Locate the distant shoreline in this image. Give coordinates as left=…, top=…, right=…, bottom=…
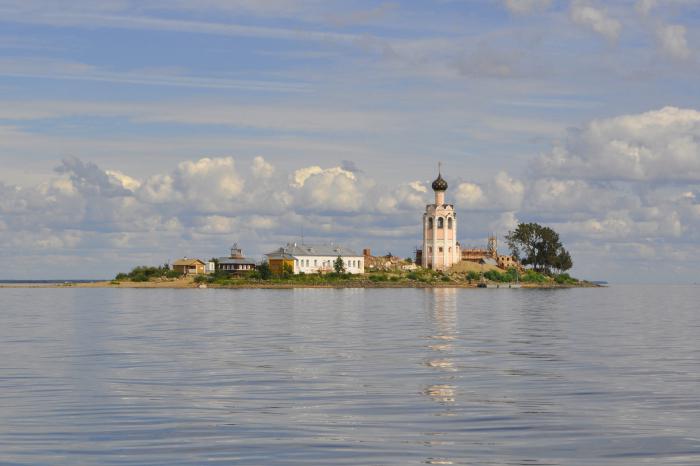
left=0, top=278, right=601, bottom=289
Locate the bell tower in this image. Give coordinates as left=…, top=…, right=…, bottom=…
left=422, top=164, right=460, bottom=271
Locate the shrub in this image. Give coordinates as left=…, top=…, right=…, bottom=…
left=521, top=270, right=547, bottom=283
left=554, top=273, right=577, bottom=285
left=441, top=275, right=451, bottom=282
left=369, top=274, right=388, bottom=282
left=466, top=271, right=480, bottom=281
left=258, top=263, right=272, bottom=280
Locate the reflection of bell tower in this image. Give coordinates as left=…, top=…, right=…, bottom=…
left=421, top=163, right=460, bottom=271
left=487, top=234, right=497, bottom=259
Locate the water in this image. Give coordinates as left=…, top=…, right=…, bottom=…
left=0, top=286, right=699, bottom=465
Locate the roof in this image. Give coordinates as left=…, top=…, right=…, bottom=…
left=173, top=258, right=205, bottom=266
left=218, top=257, right=256, bottom=265
left=432, top=173, right=448, bottom=191
left=266, top=252, right=296, bottom=260
left=480, top=257, right=498, bottom=266
left=266, top=243, right=361, bottom=258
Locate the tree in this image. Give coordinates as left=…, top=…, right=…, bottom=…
left=334, top=255, right=346, bottom=274
left=553, top=248, right=572, bottom=274
left=257, top=262, right=272, bottom=280
left=506, top=222, right=572, bottom=275
left=282, top=262, right=294, bottom=278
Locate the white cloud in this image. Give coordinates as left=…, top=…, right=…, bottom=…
left=635, top=0, right=657, bottom=16
left=291, top=165, right=364, bottom=212
left=570, top=1, right=621, bottom=41
left=503, top=0, right=552, bottom=14
left=251, top=156, right=274, bottom=178
left=454, top=172, right=524, bottom=211
left=536, top=106, right=700, bottom=182
left=656, top=24, right=691, bottom=60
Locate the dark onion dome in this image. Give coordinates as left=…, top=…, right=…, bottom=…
left=431, top=173, right=448, bottom=191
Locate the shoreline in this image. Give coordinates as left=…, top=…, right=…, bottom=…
left=0, top=279, right=601, bottom=289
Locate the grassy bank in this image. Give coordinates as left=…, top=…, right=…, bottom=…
left=96, top=267, right=596, bottom=289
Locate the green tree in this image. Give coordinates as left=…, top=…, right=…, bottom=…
left=334, top=255, right=346, bottom=274
left=281, top=262, right=294, bottom=278
left=553, top=248, right=573, bottom=274
left=506, top=222, right=572, bottom=275
left=257, top=262, right=272, bottom=280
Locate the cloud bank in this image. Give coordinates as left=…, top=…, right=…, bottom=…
left=2, top=107, right=700, bottom=281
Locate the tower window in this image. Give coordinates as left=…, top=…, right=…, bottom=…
left=428, top=217, right=433, bottom=229
left=437, top=217, right=444, bottom=228
left=439, top=247, right=443, bottom=252
left=448, top=217, right=453, bottom=229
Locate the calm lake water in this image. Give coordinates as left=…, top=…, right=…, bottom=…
left=0, top=286, right=699, bottom=465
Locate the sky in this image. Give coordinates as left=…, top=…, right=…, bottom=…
left=1, top=0, right=699, bottom=282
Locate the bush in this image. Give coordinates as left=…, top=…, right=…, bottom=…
left=369, top=274, right=388, bottom=282
left=466, top=271, right=480, bottom=281
left=521, top=270, right=547, bottom=283
left=115, top=264, right=177, bottom=282
left=554, top=273, right=577, bottom=285
left=407, top=271, right=420, bottom=280
left=258, top=263, right=272, bottom=280
left=441, top=275, right=451, bottom=282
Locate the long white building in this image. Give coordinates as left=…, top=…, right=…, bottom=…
left=266, top=243, right=365, bottom=274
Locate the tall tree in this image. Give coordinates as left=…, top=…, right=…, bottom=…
left=506, top=222, right=572, bottom=275
left=334, top=255, right=346, bottom=274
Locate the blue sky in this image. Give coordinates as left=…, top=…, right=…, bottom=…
left=1, top=0, right=700, bottom=282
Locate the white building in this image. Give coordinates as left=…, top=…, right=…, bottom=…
left=266, top=243, right=365, bottom=274
left=422, top=167, right=461, bottom=271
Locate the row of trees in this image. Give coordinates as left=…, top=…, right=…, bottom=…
left=505, top=222, right=572, bottom=275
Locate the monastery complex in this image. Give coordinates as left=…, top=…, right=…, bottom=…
left=171, top=166, right=519, bottom=276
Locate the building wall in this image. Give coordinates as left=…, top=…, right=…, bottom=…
left=422, top=204, right=460, bottom=271
left=293, top=255, right=364, bottom=274
left=269, top=258, right=294, bottom=275
left=173, top=263, right=204, bottom=275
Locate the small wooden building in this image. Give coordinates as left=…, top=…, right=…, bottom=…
left=217, top=244, right=256, bottom=275
left=172, top=258, right=206, bottom=275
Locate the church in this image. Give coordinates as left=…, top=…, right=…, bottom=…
left=419, top=167, right=461, bottom=271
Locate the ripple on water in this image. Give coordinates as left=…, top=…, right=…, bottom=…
left=0, top=286, right=699, bottom=465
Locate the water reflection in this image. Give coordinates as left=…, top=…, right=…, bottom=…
left=423, top=289, right=458, bottom=465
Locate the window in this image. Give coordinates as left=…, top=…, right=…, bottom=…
left=428, top=217, right=433, bottom=229
left=437, top=217, right=444, bottom=228
left=314, top=259, right=317, bottom=266
left=439, top=247, right=443, bottom=252
left=429, top=247, right=432, bottom=253
left=448, top=217, right=453, bottom=229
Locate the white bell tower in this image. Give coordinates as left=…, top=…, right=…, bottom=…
left=422, top=164, right=460, bottom=271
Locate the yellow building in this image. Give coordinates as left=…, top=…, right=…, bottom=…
left=265, top=252, right=295, bottom=275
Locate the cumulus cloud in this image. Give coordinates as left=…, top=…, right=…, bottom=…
left=4, top=105, right=700, bottom=281
left=290, top=165, right=364, bottom=212
left=454, top=172, right=524, bottom=211
left=656, top=24, right=691, bottom=60
left=536, top=106, right=700, bottom=182
left=251, top=156, right=274, bottom=178
left=570, top=1, right=621, bottom=41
